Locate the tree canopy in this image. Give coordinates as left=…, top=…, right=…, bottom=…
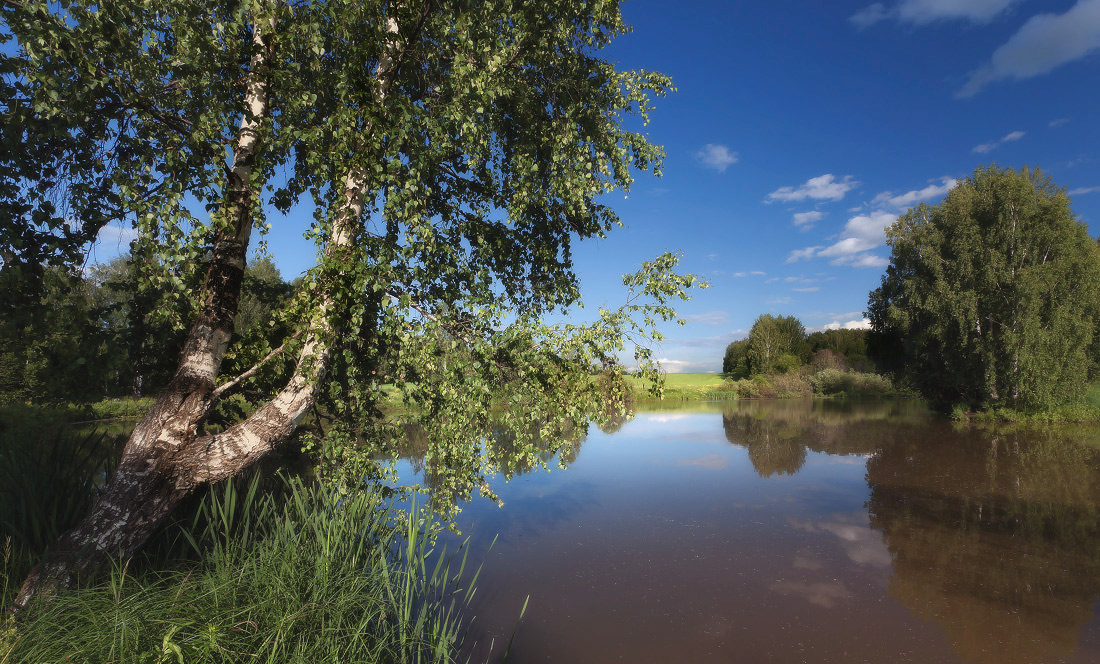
left=746, top=314, right=806, bottom=375
left=867, top=165, right=1100, bottom=411
left=4, top=0, right=700, bottom=605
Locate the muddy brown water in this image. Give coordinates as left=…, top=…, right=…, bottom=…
left=394, top=399, right=1100, bottom=663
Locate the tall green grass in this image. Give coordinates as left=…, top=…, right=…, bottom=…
left=1, top=414, right=484, bottom=663
left=3, top=476, right=479, bottom=663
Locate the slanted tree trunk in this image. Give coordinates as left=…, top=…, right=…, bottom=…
left=13, top=11, right=405, bottom=611
left=12, top=15, right=276, bottom=609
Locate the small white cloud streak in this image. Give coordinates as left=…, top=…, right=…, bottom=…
left=1069, top=186, right=1100, bottom=195
left=767, top=174, right=860, bottom=203
left=684, top=310, right=730, bottom=326
left=793, top=287, right=820, bottom=292
left=1050, top=117, right=1071, bottom=127
left=792, top=211, right=825, bottom=228
left=696, top=144, right=739, bottom=172
left=959, top=0, right=1100, bottom=98
left=871, top=177, right=958, bottom=209
left=850, top=3, right=890, bottom=28
left=852, top=0, right=1019, bottom=28
left=973, top=130, right=1025, bottom=153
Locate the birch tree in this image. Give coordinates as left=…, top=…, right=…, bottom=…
left=4, top=0, right=698, bottom=607
left=867, top=166, right=1100, bottom=411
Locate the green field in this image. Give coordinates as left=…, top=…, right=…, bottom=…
left=628, top=372, right=735, bottom=400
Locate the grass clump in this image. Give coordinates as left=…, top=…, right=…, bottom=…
left=4, top=476, right=477, bottom=663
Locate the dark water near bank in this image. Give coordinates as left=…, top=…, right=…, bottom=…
left=395, top=399, right=1100, bottom=663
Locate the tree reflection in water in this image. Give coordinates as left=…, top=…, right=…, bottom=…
left=866, top=425, right=1100, bottom=664
left=723, top=399, right=1100, bottom=664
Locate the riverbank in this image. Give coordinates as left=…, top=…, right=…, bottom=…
left=629, top=370, right=905, bottom=401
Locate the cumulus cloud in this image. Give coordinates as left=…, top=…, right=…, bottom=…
left=1070, top=185, right=1100, bottom=195
left=851, top=0, right=1019, bottom=28
left=751, top=270, right=767, bottom=276
left=871, top=177, right=958, bottom=208
left=696, top=144, right=739, bottom=172
left=824, top=318, right=873, bottom=330
left=972, top=130, right=1025, bottom=153
left=655, top=358, right=718, bottom=374
left=792, top=211, right=825, bottom=229
left=959, top=0, right=1100, bottom=98
left=767, top=175, right=860, bottom=203
left=789, top=210, right=897, bottom=266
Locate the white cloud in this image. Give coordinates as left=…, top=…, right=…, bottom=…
left=655, top=358, right=717, bottom=374
left=750, top=270, right=767, bottom=276
left=898, top=0, right=1019, bottom=24
left=824, top=318, right=873, bottom=330
left=684, top=310, right=730, bottom=326
left=1050, top=117, right=1071, bottom=127
left=852, top=0, right=1019, bottom=28
left=96, top=224, right=139, bottom=247
left=767, top=174, right=860, bottom=203
left=732, top=272, right=747, bottom=277
left=871, top=177, right=958, bottom=208
left=1070, top=185, right=1100, bottom=195
left=696, top=144, right=739, bottom=172
left=959, top=0, right=1100, bottom=98
left=972, top=130, right=1025, bottom=153
left=850, top=3, right=891, bottom=28
left=833, top=253, right=890, bottom=268
left=793, top=287, right=821, bottom=292
left=790, top=210, right=898, bottom=264
left=792, top=211, right=825, bottom=228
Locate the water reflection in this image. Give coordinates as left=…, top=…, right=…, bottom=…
left=392, top=400, right=1100, bottom=663
left=867, top=425, right=1100, bottom=664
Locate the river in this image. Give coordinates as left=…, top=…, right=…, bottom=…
left=394, top=399, right=1100, bottom=663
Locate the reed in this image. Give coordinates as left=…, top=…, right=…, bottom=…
left=3, top=469, right=479, bottom=662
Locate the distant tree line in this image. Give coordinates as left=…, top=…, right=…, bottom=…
left=724, top=166, right=1100, bottom=414
left=0, top=255, right=293, bottom=404
left=722, top=315, right=871, bottom=377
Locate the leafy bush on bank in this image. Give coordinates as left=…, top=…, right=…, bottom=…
left=719, top=369, right=897, bottom=400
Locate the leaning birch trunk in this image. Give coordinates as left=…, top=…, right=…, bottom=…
left=12, top=16, right=276, bottom=609
left=13, top=13, right=403, bottom=611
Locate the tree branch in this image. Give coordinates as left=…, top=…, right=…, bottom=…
left=211, top=334, right=297, bottom=402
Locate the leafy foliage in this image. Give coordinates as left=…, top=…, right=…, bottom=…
left=746, top=314, right=806, bottom=375
left=4, top=0, right=699, bottom=512
left=868, top=166, right=1100, bottom=411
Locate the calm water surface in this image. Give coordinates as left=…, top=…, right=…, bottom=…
left=397, top=400, right=1100, bottom=663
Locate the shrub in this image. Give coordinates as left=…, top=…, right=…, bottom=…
left=770, top=372, right=811, bottom=397
left=810, top=369, right=894, bottom=396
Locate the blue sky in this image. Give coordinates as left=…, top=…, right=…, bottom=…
left=90, top=0, right=1100, bottom=373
